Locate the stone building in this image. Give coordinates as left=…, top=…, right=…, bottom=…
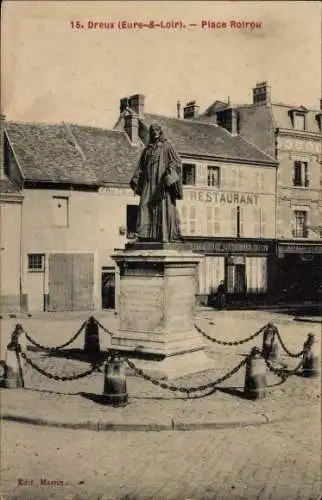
left=1, top=92, right=278, bottom=313
left=1, top=118, right=142, bottom=312
left=115, top=94, right=277, bottom=305
left=197, top=82, right=322, bottom=301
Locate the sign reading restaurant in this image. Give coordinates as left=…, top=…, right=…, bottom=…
left=184, top=189, right=259, bottom=205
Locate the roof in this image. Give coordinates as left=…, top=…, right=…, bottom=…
left=4, top=111, right=277, bottom=189
left=5, top=122, right=143, bottom=186
left=5, top=122, right=98, bottom=185
left=270, top=103, right=321, bottom=134
left=142, top=113, right=276, bottom=164
left=0, top=177, right=21, bottom=194
left=196, top=102, right=322, bottom=135
left=68, top=125, right=143, bottom=185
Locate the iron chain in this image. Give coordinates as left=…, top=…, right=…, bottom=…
left=275, top=330, right=304, bottom=358
left=264, top=357, right=303, bottom=379
left=22, top=320, right=88, bottom=352
left=194, top=323, right=267, bottom=346
left=93, top=318, right=115, bottom=337
left=125, top=356, right=247, bottom=394
left=21, top=352, right=104, bottom=381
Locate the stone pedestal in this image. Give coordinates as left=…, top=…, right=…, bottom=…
left=111, top=242, right=214, bottom=379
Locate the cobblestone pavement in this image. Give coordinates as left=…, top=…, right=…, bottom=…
left=1, top=414, right=321, bottom=500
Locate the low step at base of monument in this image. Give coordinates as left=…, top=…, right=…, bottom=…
left=125, top=349, right=215, bottom=380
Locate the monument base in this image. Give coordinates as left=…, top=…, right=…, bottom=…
left=112, top=242, right=214, bottom=379
left=125, top=349, right=215, bottom=380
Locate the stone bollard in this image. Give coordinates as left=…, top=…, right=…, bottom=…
left=244, top=347, right=267, bottom=400
left=302, top=333, right=319, bottom=378
left=103, top=353, right=128, bottom=407
left=84, top=317, right=100, bottom=360
left=4, top=327, right=25, bottom=389
left=262, top=323, right=279, bottom=362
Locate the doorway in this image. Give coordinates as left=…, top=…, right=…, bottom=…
left=101, top=270, right=115, bottom=309
left=235, top=264, right=246, bottom=293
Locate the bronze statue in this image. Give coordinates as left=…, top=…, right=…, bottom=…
left=130, top=123, right=183, bottom=242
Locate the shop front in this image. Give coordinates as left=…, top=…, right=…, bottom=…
left=276, top=242, right=322, bottom=303
left=185, top=237, right=276, bottom=307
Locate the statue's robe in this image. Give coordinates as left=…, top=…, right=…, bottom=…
left=130, top=139, right=183, bottom=242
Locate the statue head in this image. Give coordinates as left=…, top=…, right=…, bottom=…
left=149, top=123, right=165, bottom=143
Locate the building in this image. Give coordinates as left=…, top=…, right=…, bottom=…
left=1, top=118, right=143, bottom=312
left=1, top=92, right=277, bottom=313
left=197, top=82, right=322, bottom=301
left=115, top=94, right=278, bottom=304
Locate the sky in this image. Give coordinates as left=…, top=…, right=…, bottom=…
left=1, top=0, right=321, bottom=129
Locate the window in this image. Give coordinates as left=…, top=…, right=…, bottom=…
left=293, top=210, right=308, bottom=238
left=206, top=206, right=220, bottom=235
left=189, top=205, right=197, bottom=234
left=28, top=254, right=44, bottom=272
left=182, top=164, right=196, bottom=185
left=293, top=161, right=309, bottom=187
left=52, top=196, right=69, bottom=226
left=294, top=114, right=305, bottom=130
left=207, top=166, right=220, bottom=187
left=126, top=205, right=139, bottom=238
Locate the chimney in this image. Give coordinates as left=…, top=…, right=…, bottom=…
left=252, top=81, right=271, bottom=105
left=183, top=100, right=199, bottom=119
left=0, top=114, right=6, bottom=180
left=177, top=100, right=181, bottom=119
left=124, top=113, right=139, bottom=144
left=120, top=97, right=129, bottom=113
left=129, top=94, right=145, bottom=116
left=216, top=107, right=238, bottom=135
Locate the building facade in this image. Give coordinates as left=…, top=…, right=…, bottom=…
left=115, top=95, right=277, bottom=305
left=1, top=91, right=280, bottom=313
left=197, top=82, right=322, bottom=301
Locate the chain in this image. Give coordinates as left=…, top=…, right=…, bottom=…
left=264, top=357, right=303, bottom=379
left=93, top=318, right=115, bottom=337
left=274, top=330, right=304, bottom=358
left=22, top=320, right=88, bottom=352
left=21, top=352, right=104, bottom=381
left=194, top=323, right=267, bottom=346
left=125, top=357, right=247, bottom=395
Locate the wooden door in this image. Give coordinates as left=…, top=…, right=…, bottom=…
left=48, top=253, right=94, bottom=311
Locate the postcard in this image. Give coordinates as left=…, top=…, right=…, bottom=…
left=1, top=1, right=321, bottom=499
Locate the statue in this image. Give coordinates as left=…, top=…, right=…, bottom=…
left=130, top=123, right=183, bottom=242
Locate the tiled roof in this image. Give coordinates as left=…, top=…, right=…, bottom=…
left=142, top=113, right=276, bottom=164
left=0, top=177, right=21, bottom=194
left=197, top=103, right=322, bottom=135
left=68, top=125, right=143, bottom=185
left=5, top=122, right=98, bottom=185
left=5, top=122, right=143, bottom=186
left=4, top=111, right=277, bottom=189
left=270, top=103, right=321, bottom=134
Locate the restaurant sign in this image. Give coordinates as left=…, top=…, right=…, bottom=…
left=185, top=190, right=259, bottom=205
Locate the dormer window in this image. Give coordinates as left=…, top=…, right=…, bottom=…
left=289, top=107, right=308, bottom=130
left=294, top=114, right=305, bottom=130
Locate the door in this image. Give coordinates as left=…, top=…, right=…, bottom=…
left=48, top=254, right=73, bottom=311
left=235, top=264, right=246, bottom=293
left=48, top=253, right=94, bottom=311
left=101, top=271, right=115, bottom=309
left=26, top=254, right=45, bottom=311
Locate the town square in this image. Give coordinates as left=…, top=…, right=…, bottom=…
left=0, top=1, right=321, bottom=499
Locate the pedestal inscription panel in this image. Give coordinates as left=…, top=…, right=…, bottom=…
left=165, top=274, right=196, bottom=331
left=119, top=277, right=164, bottom=333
